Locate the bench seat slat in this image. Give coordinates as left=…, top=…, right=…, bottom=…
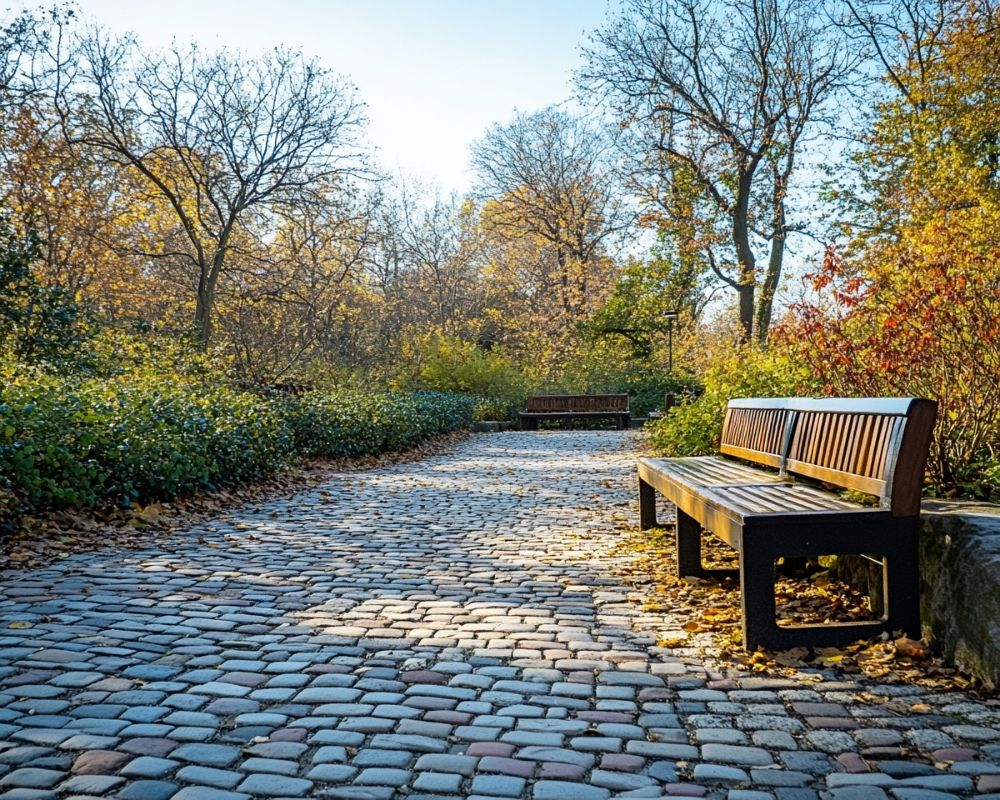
left=638, top=457, right=871, bottom=522
left=717, top=484, right=864, bottom=516
left=641, top=456, right=784, bottom=486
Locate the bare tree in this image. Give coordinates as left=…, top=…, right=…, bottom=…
left=1, top=12, right=29, bottom=94
left=471, top=106, right=631, bottom=318
left=398, top=190, right=490, bottom=336
left=841, top=0, right=952, bottom=105
left=222, top=185, right=377, bottom=383
left=54, top=32, right=367, bottom=344
left=0, top=8, right=51, bottom=103
left=358, top=181, right=493, bottom=370
left=582, top=0, right=855, bottom=342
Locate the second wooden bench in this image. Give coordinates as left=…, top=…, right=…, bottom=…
left=520, top=394, right=631, bottom=430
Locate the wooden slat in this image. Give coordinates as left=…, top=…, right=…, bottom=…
left=854, top=414, right=872, bottom=476
left=720, top=484, right=863, bottom=515
left=638, top=458, right=883, bottom=536
left=839, top=415, right=859, bottom=473
left=641, top=456, right=784, bottom=486
left=719, top=406, right=788, bottom=468
left=860, top=415, right=878, bottom=478
left=718, top=445, right=784, bottom=469
left=781, top=459, right=882, bottom=496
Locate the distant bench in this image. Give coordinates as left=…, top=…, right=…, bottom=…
left=638, top=397, right=937, bottom=650
left=519, top=394, right=631, bottom=430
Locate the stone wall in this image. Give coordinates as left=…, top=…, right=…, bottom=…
left=919, top=501, right=1000, bottom=689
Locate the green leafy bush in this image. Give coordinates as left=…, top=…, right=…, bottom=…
left=287, top=390, right=473, bottom=457
left=558, top=323, right=703, bottom=417
left=647, top=346, right=816, bottom=456
left=0, top=366, right=472, bottom=534
left=408, top=334, right=528, bottom=402
left=471, top=395, right=521, bottom=422
left=0, top=216, right=85, bottom=366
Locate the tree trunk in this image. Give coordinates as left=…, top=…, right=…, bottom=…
left=194, top=243, right=228, bottom=347
left=756, top=231, right=784, bottom=343
left=194, top=259, right=213, bottom=346
left=194, top=220, right=238, bottom=347
left=194, top=292, right=213, bottom=346
left=755, top=164, right=790, bottom=344
left=732, top=171, right=757, bottom=343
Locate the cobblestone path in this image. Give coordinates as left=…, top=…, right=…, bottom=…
left=2, top=431, right=999, bottom=800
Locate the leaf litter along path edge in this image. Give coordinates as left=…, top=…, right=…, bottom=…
left=612, top=525, right=979, bottom=693
left=1, top=429, right=999, bottom=800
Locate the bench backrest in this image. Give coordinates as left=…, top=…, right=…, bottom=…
left=720, top=397, right=937, bottom=516
left=525, top=394, right=630, bottom=413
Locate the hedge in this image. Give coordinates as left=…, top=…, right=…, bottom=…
left=0, top=373, right=473, bottom=536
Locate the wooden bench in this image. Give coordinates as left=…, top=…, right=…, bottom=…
left=637, top=397, right=937, bottom=650
left=520, top=394, right=631, bottom=430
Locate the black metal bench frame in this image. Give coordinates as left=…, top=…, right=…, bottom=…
left=637, top=397, right=937, bottom=650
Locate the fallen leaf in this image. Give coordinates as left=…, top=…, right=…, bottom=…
left=895, top=637, right=928, bottom=659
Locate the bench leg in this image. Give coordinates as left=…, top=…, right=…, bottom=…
left=882, top=520, right=921, bottom=638
left=740, top=545, right=780, bottom=650
left=676, top=510, right=702, bottom=577
left=737, top=518, right=921, bottom=650
left=676, top=510, right=741, bottom=581
left=638, top=478, right=657, bottom=530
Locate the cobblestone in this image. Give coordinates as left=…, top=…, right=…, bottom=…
left=0, top=431, right=996, bottom=798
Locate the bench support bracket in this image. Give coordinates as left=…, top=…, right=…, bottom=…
left=736, top=516, right=920, bottom=650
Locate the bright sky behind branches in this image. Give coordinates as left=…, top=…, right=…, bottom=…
left=74, top=0, right=617, bottom=193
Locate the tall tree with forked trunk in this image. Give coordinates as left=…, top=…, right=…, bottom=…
left=582, top=0, right=855, bottom=343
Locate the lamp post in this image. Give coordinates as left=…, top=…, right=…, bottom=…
left=664, top=309, right=679, bottom=374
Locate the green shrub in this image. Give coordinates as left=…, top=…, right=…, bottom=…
left=0, top=366, right=473, bottom=534
left=0, top=373, right=107, bottom=510
left=0, top=216, right=85, bottom=367
left=556, top=328, right=703, bottom=417
left=471, top=395, right=522, bottom=422
left=403, top=333, right=528, bottom=412
left=647, top=346, right=816, bottom=456
left=286, top=390, right=473, bottom=458
left=0, top=476, right=17, bottom=538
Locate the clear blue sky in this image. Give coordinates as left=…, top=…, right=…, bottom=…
left=72, top=0, right=618, bottom=193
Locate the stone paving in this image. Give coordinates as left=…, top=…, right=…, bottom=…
left=1, top=431, right=1000, bottom=800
